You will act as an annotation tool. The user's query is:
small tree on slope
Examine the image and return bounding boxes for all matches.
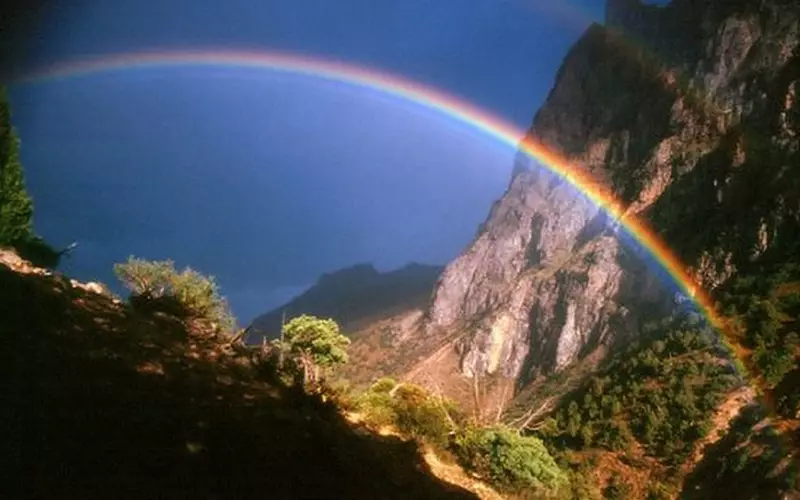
[280,314,350,389]
[114,256,235,334]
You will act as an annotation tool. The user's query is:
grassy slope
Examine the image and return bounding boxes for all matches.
[0,258,480,500]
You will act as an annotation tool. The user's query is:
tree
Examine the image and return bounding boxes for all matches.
[455,425,567,493]
[0,88,59,267]
[0,92,32,244]
[280,314,350,388]
[114,256,235,334]
[113,257,176,298]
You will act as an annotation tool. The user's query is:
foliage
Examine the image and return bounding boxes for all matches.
[114,256,235,333]
[775,368,800,418]
[279,315,350,388]
[0,120,32,243]
[682,404,796,499]
[720,262,800,403]
[602,473,633,500]
[0,88,59,268]
[391,384,458,447]
[352,380,570,496]
[645,483,675,500]
[318,379,358,411]
[454,424,567,493]
[355,378,459,447]
[542,320,738,464]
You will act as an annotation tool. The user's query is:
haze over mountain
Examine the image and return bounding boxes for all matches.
[248,262,443,342]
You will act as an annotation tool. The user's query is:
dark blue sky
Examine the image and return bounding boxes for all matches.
[8,0,613,325]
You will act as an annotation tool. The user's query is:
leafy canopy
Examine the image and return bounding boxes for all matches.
[455,425,567,493]
[282,314,350,368]
[114,256,235,334]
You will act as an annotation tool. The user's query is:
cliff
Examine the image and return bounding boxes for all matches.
[422,0,799,386]
[343,0,800,415]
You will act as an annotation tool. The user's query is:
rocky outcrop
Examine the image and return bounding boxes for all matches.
[0,248,118,301]
[421,0,800,388]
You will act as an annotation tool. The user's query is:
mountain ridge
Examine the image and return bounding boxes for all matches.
[248,261,443,342]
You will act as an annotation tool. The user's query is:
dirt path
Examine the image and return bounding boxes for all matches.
[683,385,757,473]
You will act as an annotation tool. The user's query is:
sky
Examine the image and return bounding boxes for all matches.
[4,0,616,326]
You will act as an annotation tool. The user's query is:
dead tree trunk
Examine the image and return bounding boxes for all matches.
[495,378,512,424]
[472,372,483,424]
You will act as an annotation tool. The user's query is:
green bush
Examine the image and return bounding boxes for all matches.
[355,380,457,446]
[721,265,800,391]
[356,389,398,427]
[546,321,738,463]
[645,483,675,500]
[391,384,456,447]
[114,256,235,334]
[603,474,633,500]
[455,425,567,493]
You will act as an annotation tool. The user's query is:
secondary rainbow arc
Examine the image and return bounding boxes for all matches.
[16,48,741,371]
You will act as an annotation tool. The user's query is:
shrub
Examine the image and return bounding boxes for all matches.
[392,384,455,447]
[455,425,567,493]
[603,473,633,500]
[114,256,235,334]
[278,315,350,389]
[356,389,398,428]
[544,324,738,465]
[354,380,459,447]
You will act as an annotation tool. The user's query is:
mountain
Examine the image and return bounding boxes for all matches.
[343,0,800,495]
[247,262,443,343]
[347,0,800,397]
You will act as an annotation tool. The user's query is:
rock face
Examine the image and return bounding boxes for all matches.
[421,0,800,386]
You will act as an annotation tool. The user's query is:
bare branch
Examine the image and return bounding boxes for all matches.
[495,378,512,424]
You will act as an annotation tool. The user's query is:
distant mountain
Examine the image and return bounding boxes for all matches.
[246,262,443,343]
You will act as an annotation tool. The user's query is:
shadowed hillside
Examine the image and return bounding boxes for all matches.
[0,254,476,500]
[249,262,443,343]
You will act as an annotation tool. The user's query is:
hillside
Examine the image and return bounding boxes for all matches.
[345,0,799,415]
[0,251,478,500]
[341,0,800,496]
[248,262,442,343]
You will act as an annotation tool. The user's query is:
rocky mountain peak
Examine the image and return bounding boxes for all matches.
[397,0,800,392]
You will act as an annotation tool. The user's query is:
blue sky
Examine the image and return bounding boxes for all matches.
[7,0,613,325]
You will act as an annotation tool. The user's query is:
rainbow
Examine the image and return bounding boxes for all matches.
[15,49,742,369]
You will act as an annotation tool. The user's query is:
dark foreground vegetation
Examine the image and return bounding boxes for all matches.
[0,261,478,500]
[0,90,60,268]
